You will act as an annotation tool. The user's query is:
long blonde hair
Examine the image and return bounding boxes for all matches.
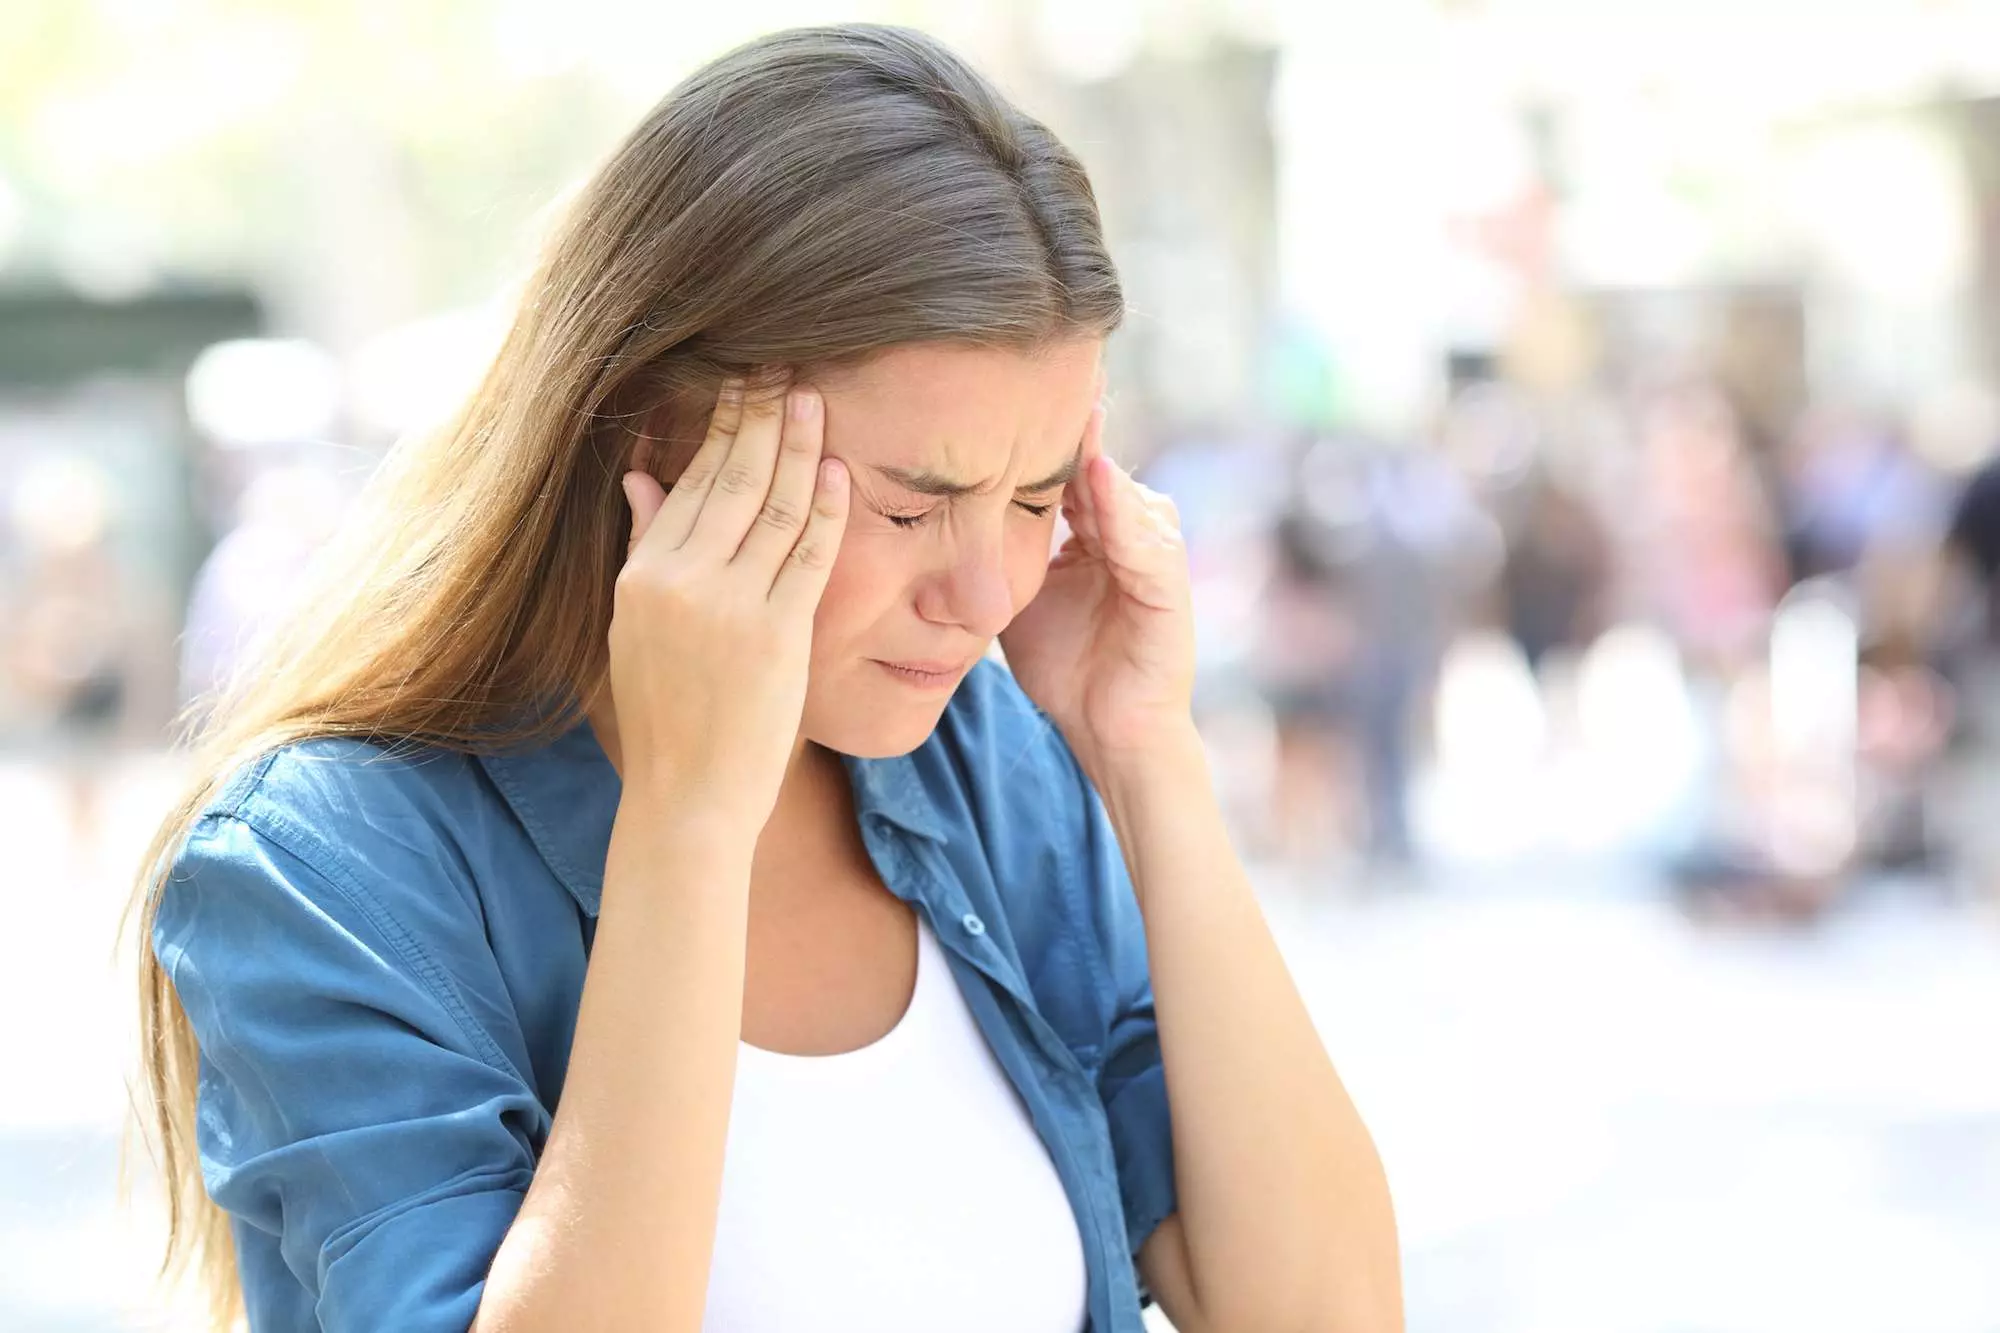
[121,23,1122,1328]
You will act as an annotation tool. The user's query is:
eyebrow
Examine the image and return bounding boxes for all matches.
[872,447,1082,500]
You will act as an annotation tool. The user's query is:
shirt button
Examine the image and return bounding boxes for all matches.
[960,912,987,936]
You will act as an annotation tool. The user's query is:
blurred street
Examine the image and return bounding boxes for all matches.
[6,752,1997,1333]
[15,4,2000,1329]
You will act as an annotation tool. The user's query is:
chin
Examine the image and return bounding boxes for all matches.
[803,676,958,759]
[805,708,949,760]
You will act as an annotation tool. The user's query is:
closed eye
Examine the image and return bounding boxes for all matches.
[886,500,1057,529]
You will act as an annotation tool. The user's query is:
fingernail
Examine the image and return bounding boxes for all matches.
[790,388,819,421]
[820,458,846,490]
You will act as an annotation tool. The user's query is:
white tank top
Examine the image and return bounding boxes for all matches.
[701,915,1089,1333]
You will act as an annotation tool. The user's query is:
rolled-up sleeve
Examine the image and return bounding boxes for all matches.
[1057,743,1178,1257]
[154,813,547,1332]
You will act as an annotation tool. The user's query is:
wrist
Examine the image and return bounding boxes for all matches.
[615,773,767,857]
[1078,718,1208,803]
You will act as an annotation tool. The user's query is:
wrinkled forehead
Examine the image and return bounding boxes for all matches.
[813,340,1102,479]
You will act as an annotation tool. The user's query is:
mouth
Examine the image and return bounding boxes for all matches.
[871,658,975,690]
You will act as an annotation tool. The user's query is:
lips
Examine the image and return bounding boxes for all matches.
[878,658,974,676]
[872,657,977,689]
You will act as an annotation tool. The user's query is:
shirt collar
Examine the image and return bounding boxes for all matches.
[477,714,948,919]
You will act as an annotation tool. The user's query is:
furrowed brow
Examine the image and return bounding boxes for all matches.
[870,465,979,499]
[1020,448,1082,493]
[872,446,1081,499]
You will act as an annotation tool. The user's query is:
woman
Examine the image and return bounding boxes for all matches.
[129,25,1400,1333]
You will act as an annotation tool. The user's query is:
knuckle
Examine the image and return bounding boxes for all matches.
[755,497,804,532]
[788,537,830,571]
[618,551,698,593]
[613,563,668,606]
[715,462,762,495]
[742,390,786,421]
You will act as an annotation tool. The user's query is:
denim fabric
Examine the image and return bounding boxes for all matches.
[154,660,1175,1331]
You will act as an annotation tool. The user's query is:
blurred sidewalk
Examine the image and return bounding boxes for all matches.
[1262,873,2000,1333]
[4,751,1999,1332]
[0,748,199,1331]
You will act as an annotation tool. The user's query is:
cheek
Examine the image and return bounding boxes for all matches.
[1005,523,1058,609]
[812,536,918,640]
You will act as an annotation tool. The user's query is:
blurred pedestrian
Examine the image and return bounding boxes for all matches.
[1498,466,1612,674]
[1334,439,1492,869]
[1252,505,1359,876]
[2,453,130,874]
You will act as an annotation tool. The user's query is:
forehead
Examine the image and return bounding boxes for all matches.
[814,340,1102,473]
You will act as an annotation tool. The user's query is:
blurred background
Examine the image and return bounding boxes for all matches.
[6,0,2000,1329]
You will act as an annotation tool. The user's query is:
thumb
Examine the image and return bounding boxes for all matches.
[622,470,669,556]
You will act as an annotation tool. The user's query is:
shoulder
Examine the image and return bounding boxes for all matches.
[167,736,505,980]
[159,736,527,1078]
[203,734,488,849]
[153,740,547,1310]
[186,734,509,910]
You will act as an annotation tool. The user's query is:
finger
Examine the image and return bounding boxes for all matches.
[1135,481,1179,534]
[622,470,669,557]
[1090,456,1185,611]
[1092,455,1152,548]
[1083,396,1109,464]
[1063,404,1108,552]
[684,377,791,557]
[649,380,746,551]
[1046,532,1089,570]
[770,457,850,609]
[733,385,825,575]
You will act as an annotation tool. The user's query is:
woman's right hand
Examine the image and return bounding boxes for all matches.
[608,377,848,830]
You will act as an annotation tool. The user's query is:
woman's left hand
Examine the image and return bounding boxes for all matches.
[1000,402,1197,778]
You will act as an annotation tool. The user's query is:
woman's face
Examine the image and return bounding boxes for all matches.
[802,339,1103,757]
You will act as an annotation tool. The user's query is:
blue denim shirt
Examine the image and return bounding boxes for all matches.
[153,660,1176,1332]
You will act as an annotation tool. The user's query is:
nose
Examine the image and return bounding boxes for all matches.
[915,529,1016,639]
